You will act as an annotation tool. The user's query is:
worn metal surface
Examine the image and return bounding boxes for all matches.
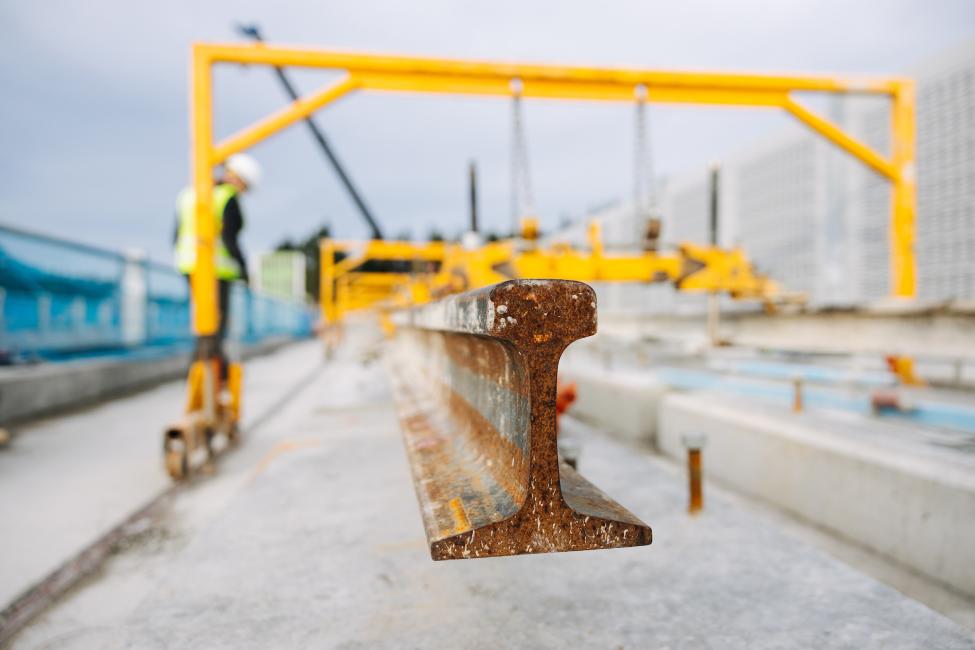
[387,279,652,560]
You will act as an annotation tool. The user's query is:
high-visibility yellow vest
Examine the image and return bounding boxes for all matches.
[174,183,242,279]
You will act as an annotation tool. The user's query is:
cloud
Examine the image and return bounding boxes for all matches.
[0,0,972,262]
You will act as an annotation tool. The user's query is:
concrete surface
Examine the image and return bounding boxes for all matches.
[10,341,974,648]
[0,336,296,425]
[658,391,975,600]
[0,339,323,611]
[599,309,975,365]
[561,363,664,445]
[0,353,187,425]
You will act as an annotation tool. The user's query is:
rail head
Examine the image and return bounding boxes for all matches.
[387,279,651,560]
[403,278,596,339]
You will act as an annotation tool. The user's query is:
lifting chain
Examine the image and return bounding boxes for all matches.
[633,84,656,218]
[510,80,535,232]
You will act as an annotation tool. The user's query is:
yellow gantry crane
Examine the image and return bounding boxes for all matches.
[166,41,917,479]
[317,220,796,328]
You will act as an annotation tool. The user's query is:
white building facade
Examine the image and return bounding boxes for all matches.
[673,38,974,308]
[559,37,975,314]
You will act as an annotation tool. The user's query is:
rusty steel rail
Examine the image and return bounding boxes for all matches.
[386,279,652,560]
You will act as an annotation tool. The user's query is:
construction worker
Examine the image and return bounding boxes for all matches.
[174,153,261,369]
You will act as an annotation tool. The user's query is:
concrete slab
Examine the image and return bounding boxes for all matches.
[0,336,297,425]
[0,340,323,610]
[560,363,665,445]
[10,345,974,648]
[658,392,975,600]
[599,309,975,360]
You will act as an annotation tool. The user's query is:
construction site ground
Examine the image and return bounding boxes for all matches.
[4,335,975,649]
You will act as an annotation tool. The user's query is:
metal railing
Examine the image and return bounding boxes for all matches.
[0,223,313,361]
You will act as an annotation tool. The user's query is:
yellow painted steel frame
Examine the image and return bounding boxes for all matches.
[317,232,792,326]
[190,42,916,336]
[319,239,444,324]
[436,238,785,301]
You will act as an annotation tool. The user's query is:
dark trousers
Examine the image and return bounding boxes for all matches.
[215,278,231,339]
[185,276,232,378]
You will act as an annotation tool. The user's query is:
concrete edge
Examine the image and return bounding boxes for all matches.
[0,336,309,427]
[657,391,975,599]
[663,391,975,490]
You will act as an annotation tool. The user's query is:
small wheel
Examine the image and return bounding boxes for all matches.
[163,430,189,480]
[165,448,188,480]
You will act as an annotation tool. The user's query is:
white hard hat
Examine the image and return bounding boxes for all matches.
[225,153,262,190]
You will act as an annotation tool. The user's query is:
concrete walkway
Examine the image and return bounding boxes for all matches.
[10,337,974,648]
[0,340,323,610]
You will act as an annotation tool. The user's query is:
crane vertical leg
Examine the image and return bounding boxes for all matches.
[891,81,917,299]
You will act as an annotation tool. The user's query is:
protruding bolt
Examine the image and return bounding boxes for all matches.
[681,432,707,515]
[792,376,804,413]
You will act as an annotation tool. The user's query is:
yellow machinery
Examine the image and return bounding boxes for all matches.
[318,220,795,326]
[319,239,444,325]
[164,359,242,479]
[170,41,917,480]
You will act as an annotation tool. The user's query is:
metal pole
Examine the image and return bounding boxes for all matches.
[190,47,218,338]
[190,46,221,429]
[682,432,707,515]
[469,160,479,233]
[320,239,336,324]
[709,164,720,246]
[792,377,804,413]
[707,163,720,345]
[237,25,384,240]
[688,448,703,514]
[890,81,917,298]
[706,295,720,345]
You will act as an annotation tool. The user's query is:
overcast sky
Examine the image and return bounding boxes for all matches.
[1,0,973,263]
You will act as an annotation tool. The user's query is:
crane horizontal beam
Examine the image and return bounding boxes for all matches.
[199,43,903,95]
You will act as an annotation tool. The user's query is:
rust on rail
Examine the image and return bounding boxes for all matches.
[387,279,652,560]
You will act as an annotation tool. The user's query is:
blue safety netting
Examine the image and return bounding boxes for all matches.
[0,224,313,364]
